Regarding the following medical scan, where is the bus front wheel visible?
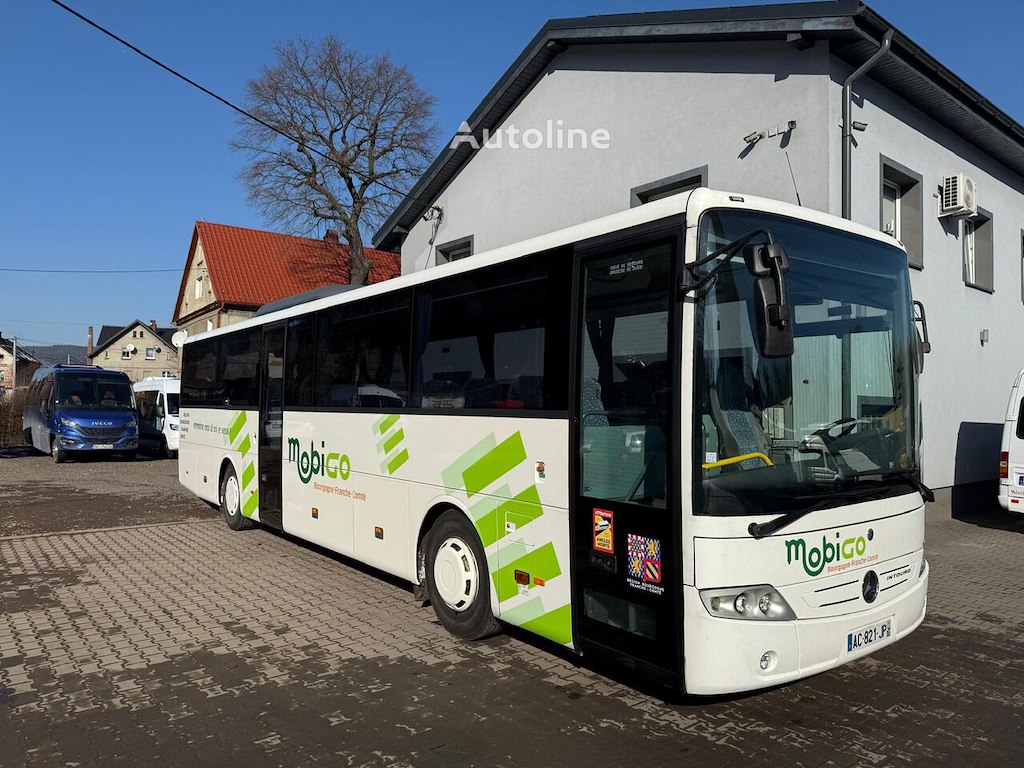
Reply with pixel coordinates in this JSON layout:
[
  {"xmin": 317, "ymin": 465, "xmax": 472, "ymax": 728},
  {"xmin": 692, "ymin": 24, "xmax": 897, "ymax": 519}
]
[
  {"xmin": 51, "ymin": 439, "xmax": 66, "ymax": 464},
  {"xmin": 220, "ymin": 464, "xmax": 254, "ymax": 531},
  {"xmin": 424, "ymin": 510, "xmax": 500, "ymax": 641}
]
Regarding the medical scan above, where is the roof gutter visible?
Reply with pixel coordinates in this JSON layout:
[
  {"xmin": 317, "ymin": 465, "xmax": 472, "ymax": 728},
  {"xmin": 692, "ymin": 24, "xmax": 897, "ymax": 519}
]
[{"xmin": 841, "ymin": 28, "xmax": 893, "ymax": 219}]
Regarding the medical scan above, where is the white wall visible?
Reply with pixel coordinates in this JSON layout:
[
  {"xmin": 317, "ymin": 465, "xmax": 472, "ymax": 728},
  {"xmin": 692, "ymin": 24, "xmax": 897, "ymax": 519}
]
[
  {"xmin": 399, "ymin": 39, "xmax": 1024, "ymax": 488},
  {"xmin": 402, "ymin": 40, "xmax": 834, "ymax": 273},
  {"xmin": 836, "ymin": 67, "xmax": 1024, "ymax": 487}
]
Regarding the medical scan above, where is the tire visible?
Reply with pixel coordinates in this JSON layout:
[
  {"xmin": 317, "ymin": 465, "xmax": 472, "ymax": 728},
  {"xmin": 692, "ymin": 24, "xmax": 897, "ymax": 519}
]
[
  {"xmin": 220, "ymin": 464, "xmax": 255, "ymax": 531},
  {"xmin": 424, "ymin": 510, "xmax": 500, "ymax": 640},
  {"xmin": 51, "ymin": 439, "xmax": 66, "ymax": 464},
  {"xmin": 162, "ymin": 438, "xmax": 177, "ymax": 460}
]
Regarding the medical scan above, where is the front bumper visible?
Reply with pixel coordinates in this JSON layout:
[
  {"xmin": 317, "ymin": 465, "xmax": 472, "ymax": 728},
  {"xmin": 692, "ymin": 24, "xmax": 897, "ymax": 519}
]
[
  {"xmin": 683, "ymin": 561, "xmax": 929, "ymax": 695},
  {"xmin": 57, "ymin": 433, "xmax": 138, "ymax": 452}
]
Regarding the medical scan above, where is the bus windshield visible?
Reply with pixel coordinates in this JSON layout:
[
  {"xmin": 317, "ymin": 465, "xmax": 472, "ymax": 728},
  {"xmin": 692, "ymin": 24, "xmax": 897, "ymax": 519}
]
[
  {"xmin": 696, "ymin": 209, "xmax": 919, "ymax": 517},
  {"xmin": 55, "ymin": 375, "xmax": 135, "ymax": 410}
]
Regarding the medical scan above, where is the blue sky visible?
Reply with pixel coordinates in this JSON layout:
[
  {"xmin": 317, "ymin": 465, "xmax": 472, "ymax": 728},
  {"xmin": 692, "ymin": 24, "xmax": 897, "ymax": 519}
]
[{"xmin": 1, "ymin": 0, "xmax": 1021, "ymax": 345}]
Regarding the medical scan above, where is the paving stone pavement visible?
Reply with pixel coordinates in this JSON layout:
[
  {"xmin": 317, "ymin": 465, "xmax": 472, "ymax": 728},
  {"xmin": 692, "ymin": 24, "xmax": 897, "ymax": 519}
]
[{"xmin": 1, "ymin": 457, "xmax": 1024, "ymax": 766}]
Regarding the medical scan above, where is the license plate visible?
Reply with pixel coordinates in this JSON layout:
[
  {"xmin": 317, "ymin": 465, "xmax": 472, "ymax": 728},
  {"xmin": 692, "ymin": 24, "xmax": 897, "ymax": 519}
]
[
  {"xmin": 847, "ymin": 617, "xmax": 893, "ymax": 653},
  {"xmin": 92, "ymin": 444, "xmax": 114, "ymax": 450}
]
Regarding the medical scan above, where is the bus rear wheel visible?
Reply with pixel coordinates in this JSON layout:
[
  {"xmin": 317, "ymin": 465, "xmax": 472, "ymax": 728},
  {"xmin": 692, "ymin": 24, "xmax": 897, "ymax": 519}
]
[
  {"xmin": 220, "ymin": 464, "xmax": 254, "ymax": 531},
  {"xmin": 424, "ymin": 510, "xmax": 500, "ymax": 640}
]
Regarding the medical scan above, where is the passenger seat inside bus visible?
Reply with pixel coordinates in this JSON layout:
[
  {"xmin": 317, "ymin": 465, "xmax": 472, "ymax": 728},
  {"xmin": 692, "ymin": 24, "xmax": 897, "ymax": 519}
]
[{"xmin": 708, "ymin": 358, "xmax": 771, "ymax": 469}]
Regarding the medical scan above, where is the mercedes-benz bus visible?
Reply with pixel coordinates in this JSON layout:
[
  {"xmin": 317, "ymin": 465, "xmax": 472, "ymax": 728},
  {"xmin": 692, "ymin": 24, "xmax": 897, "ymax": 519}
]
[{"xmin": 178, "ymin": 189, "xmax": 930, "ymax": 694}]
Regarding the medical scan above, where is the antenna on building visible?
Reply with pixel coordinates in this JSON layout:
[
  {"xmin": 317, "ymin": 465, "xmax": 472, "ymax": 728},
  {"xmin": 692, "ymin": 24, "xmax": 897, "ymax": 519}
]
[{"xmin": 785, "ymin": 150, "xmax": 802, "ymax": 207}]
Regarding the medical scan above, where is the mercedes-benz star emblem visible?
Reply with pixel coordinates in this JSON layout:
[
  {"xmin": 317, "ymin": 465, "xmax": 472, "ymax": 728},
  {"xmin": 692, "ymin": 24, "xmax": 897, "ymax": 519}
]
[{"xmin": 862, "ymin": 570, "xmax": 879, "ymax": 603}]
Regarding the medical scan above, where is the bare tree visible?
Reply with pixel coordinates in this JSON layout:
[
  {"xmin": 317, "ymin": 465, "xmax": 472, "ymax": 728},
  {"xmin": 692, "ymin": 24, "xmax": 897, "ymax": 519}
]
[{"xmin": 233, "ymin": 37, "xmax": 437, "ymax": 284}]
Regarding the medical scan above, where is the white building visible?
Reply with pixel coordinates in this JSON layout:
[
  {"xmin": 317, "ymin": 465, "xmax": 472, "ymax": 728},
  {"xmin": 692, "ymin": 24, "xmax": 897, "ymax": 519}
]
[{"xmin": 374, "ymin": 0, "xmax": 1024, "ymax": 489}]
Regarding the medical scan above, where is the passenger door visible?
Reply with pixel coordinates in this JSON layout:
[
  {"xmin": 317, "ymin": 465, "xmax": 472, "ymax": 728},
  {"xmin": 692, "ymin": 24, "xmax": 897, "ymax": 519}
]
[
  {"xmin": 570, "ymin": 229, "xmax": 682, "ymax": 684},
  {"xmin": 259, "ymin": 323, "xmax": 286, "ymax": 529}
]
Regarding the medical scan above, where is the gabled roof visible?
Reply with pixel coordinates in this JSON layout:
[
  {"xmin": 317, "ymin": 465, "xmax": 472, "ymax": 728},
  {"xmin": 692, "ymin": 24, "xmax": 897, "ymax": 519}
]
[
  {"xmin": 174, "ymin": 222, "xmax": 401, "ymax": 323},
  {"xmin": 92, "ymin": 321, "xmax": 177, "ymax": 359},
  {"xmin": 373, "ymin": 0, "xmax": 1024, "ymax": 249}
]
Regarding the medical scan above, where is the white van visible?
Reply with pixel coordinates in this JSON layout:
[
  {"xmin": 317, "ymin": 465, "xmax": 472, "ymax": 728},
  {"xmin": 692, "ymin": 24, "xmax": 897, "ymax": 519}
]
[
  {"xmin": 133, "ymin": 377, "xmax": 180, "ymax": 458},
  {"xmin": 998, "ymin": 367, "xmax": 1024, "ymax": 511}
]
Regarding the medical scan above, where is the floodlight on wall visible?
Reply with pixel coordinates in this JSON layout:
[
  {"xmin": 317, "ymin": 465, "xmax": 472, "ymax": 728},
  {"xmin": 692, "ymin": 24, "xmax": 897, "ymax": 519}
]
[
  {"xmin": 743, "ymin": 131, "xmax": 765, "ymax": 145},
  {"xmin": 980, "ymin": 328, "xmax": 990, "ymax": 346},
  {"xmin": 851, "ymin": 121, "xmax": 868, "ymax": 132}
]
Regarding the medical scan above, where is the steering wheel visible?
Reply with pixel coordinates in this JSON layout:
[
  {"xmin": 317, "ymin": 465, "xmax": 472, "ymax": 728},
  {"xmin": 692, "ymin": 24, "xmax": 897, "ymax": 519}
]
[{"xmin": 813, "ymin": 417, "xmax": 874, "ymax": 443}]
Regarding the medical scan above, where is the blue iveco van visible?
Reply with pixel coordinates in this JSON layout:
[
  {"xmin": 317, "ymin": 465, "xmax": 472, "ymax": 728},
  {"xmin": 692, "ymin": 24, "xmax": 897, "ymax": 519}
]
[{"xmin": 22, "ymin": 365, "xmax": 139, "ymax": 462}]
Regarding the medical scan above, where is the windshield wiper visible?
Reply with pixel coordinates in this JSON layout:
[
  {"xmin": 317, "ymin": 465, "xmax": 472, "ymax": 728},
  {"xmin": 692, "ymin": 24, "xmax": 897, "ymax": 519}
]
[
  {"xmin": 747, "ymin": 486, "xmax": 888, "ymax": 540},
  {"xmin": 845, "ymin": 468, "xmax": 934, "ymax": 502},
  {"xmin": 748, "ymin": 470, "xmax": 932, "ymax": 540}
]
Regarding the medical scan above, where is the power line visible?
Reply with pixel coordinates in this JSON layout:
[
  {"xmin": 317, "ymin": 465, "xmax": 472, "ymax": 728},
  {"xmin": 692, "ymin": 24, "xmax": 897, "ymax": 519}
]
[
  {"xmin": 0, "ymin": 318, "xmax": 90, "ymax": 327},
  {"xmin": 48, "ymin": 0, "xmax": 341, "ymax": 168},
  {"xmin": 0, "ymin": 267, "xmax": 178, "ymax": 274}
]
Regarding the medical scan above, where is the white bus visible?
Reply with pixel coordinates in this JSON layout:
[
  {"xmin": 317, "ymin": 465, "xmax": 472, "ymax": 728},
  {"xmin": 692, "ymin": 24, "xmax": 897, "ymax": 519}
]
[{"xmin": 178, "ymin": 189, "xmax": 930, "ymax": 695}]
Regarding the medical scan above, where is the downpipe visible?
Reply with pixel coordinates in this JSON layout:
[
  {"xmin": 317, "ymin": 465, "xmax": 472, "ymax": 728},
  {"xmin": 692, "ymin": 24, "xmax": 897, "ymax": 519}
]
[{"xmin": 842, "ymin": 29, "xmax": 894, "ymax": 220}]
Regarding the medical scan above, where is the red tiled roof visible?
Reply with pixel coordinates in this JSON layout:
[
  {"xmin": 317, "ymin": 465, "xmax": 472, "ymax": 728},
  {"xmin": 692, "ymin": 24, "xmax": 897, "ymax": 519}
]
[{"xmin": 174, "ymin": 222, "xmax": 400, "ymax": 322}]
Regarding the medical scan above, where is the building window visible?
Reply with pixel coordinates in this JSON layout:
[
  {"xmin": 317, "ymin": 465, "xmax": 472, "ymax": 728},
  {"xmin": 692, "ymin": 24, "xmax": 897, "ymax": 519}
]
[
  {"xmin": 195, "ymin": 275, "xmax": 204, "ymax": 299},
  {"xmin": 963, "ymin": 208, "xmax": 994, "ymax": 292},
  {"xmin": 122, "ymin": 348, "xmax": 132, "ymax": 359},
  {"xmin": 146, "ymin": 348, "xmax": 156, "ymax": 360},
  {"xmin": 104, "ymin": 351, "xmax": 109, "ymax": 359},
  {"xmin": 436, "ymin": 236, "xmax": 474, "ymax": 265},
  {"xmin": 879, "ymin": 157, "xmax": 923, "ymax": 269},
  {"xmin": 630, "ymin": 165, "xmax": 708, "ymax": 207},
  {"xmin": 206, "ymin": 319, "xmax": 214, "ymax": 332},
  {"xmin": 881, "ymin": 181, "xmax": 900, "ymax": 239}
]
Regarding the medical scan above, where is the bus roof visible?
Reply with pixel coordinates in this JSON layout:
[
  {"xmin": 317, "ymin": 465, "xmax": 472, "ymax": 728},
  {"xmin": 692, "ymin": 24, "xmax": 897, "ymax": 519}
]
[{"xmin": 183, "ymin": 188, "xmax": 905, "ymax": 345}]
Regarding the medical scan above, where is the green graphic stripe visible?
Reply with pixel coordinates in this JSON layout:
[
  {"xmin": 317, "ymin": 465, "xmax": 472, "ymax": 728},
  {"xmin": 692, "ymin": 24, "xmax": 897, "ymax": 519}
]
[
  {"xmin": 498, "ymin": 596, "xmax": 546, "ymax": 626},
  {"xmin": 520, "ymin": 604, "xmax": 572, "ymax": 646},
  {"xmin": 462, "ymin": 432, "xmax": 527, "ymax": 498},
  {"xmin": 493, "ymin": 542, "xmax": 561, "ymax": 603},
  {"xmin": 474, "ymin": 485, "xmax": 543, "ymax": 549},
  {"xmin": 238, "ymin": 434, "xmax": 251, "ymax": 456},
  {"xmin": 382, "ymin": 429, "xmax": 405, "ymax": 454},
  {"xmin": 242, "ymin": 492, "xmax": 259, "ymax": 518},
  {"xmin": 376, "ymin": 413, "xmax": 400, "ymax": 435},
  {"xmin": 441, "ymin": 434, "xmax": 497, "ymax": 490},
  {"xmin": 228, "ymin": 411, "xmax": 247, "ymax": 444},
  {"xmin": 387, "ymin": 449, "xmax": 409, "ymax": 475},
  {"xmin": 241, "ymin": 462, "xmax": 255, "ymax": 490}
]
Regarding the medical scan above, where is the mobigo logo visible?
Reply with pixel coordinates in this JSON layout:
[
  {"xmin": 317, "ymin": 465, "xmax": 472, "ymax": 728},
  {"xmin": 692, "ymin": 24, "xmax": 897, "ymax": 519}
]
[
  {"xmin": 785, "ymin": 531, "xmax": 871, "ymax": 577},
  {"xmin": 287, "ymin": 438, "xmax": 351, "ymax": 485}
]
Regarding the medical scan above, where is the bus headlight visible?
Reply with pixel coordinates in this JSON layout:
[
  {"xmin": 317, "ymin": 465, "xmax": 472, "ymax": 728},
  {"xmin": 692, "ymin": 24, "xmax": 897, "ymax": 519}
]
[
  {"xmin": 700, "ymin": 585, "xmax": 796, "ymax": 621},
  {"xmin": 125, "ymin": 419, "xmax": 137, "ymax": 429},
  {"xmin": 59, "ymin": 416, "xmax": 78, "ymax": 429}
]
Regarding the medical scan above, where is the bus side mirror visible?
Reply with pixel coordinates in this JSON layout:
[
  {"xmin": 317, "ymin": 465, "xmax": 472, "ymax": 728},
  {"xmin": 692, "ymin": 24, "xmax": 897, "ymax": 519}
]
[
  {"xmin": 913, "ymin": 300, "xmax": 931, "ymax": 373},
  {"xmin": 746, "ymin": 243, "xmax": 794, "ymax": 358}
]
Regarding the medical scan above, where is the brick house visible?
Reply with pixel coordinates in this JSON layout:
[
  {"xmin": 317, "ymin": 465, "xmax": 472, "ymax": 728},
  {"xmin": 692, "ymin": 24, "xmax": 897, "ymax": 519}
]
[
  {"xmin": 172, "ymin": 222, "xmax": 401, "ymax": 338},
  {"xmin": 87, "ymin": 320, "xmax": 180, "ymax": 382}
]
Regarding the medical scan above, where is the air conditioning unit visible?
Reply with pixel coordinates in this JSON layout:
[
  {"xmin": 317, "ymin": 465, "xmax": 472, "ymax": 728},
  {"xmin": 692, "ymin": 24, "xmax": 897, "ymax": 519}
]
[{"xmin": 939, "ymin": 174, "xmax": 978, "ymax": 218}]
